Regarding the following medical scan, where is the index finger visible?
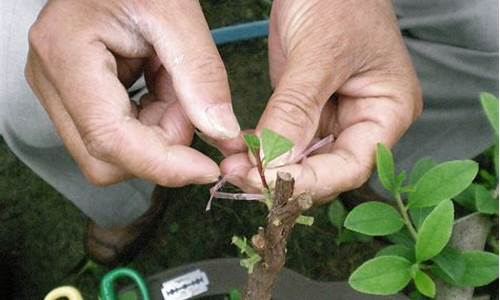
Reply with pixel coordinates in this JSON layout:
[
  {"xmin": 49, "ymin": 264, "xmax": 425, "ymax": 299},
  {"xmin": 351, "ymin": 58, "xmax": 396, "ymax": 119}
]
[{"xmin": 49, "ymin": 43, "xmax": 220, "ymax": 186}]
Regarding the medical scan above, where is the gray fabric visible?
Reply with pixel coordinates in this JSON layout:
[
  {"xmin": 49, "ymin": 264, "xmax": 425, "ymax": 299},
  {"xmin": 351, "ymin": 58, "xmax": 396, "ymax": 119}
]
[
  {"xmin": 0, "ymin": 0, "xmax": 154, "ymax": 228},
  {"xmin": 0, "ymin": 0, "xmax": 497, "ymax": 226},
  {"xmin": 370, "ymin": 0, "xmax": 499, "ymax": 193}
]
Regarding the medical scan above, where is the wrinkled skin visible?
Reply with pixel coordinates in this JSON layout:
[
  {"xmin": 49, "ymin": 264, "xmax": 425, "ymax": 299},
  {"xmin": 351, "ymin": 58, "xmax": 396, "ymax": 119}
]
[
  {"xmin": 26, "ymin": 0, "xmax": 421, "ymax": 202},
  {"xmin": 220, "ymin": 0, "xmax": 422, "ymax": 202},
  {"xmin": 26, "ymin": 0, "xmax": 240, "ymax": 187}
]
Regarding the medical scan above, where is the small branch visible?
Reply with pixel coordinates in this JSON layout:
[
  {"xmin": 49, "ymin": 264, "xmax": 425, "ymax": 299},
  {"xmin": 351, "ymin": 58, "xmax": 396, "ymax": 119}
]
[
  {"xmin": 395, "ymin": 192, "xmax": 418, "ymax": 240},
  {"xmin": 243, "ymin": 172, "xmax": 312, "ymax": 300},
  {"xmin": 255, "ymin": 151, "xmax": 270, "ymax": 190}
]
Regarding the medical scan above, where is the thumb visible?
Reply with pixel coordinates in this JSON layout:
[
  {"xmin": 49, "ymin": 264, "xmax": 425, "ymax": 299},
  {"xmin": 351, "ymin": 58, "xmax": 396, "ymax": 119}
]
[
  {"xmin": 140, "ymin": 0, "xmax": 240, "ymax": 140},
  {"xmin": 256, "ymin": 58, "xmax": 344, "ymax": 167}
]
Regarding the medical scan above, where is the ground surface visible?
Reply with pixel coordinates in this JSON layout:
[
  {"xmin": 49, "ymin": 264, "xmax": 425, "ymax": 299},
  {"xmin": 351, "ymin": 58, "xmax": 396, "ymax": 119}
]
[{"xmin": 0, "ymin": 1, "xmax": 382, "ymax": 299}]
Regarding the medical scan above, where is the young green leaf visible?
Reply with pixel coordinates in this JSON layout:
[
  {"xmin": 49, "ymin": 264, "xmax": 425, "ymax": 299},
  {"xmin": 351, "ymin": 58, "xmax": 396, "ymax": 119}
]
[
  {"xmin": 376, "ymin": 143, "xmax": 396, "ymax": 192},
  {"xmin": 415, "ymin": 200, "xmax": 454, "ymax": 262},
  {"xmin": 296, "ymin": 215, "xmax": 314, "ymax": 226},
  {"xmin": 344, "ymin": 202, "xmax": 403, "ymax": 236},
  {"xmin": 474, "ymin": 184, "xmax": 498, "ymax": 215},
  {"xmin": 386, "ymin": 229, "xmax": 415, "ymax": 248},
  {"xmin": 413, "ymin": 270, "xmax": 436, "ymax": 298},
  {"xmin": 409, "ymin": 207, "xmax": 434, "ymax": 230},
  {"xmin": 243, "ymin": 134, "xmax": 260, "ymax": 156},
  {"xmin": 453, "ymin": 184, "xmax": 478, "ymax": 211},
  {"xmin": 328, "ymin": 199, "xmax": 346, "ymax": 231},
  {"xmin": 480, "ymin": 92, "xmax": 499, "ymax": 135},
  {"xmin": 261, "ymin": 128, "xmax": 293, "ymax": 166},
  {"xmin": 459, "ymin": 251, "xmax": 499, "ymax": 287},
  {"xmin": 348, "ymin": 256, "xmax": 412, "ymax": 295},
  {"xmin": 376, "ymin": 245, "xmax": 415, "ymax": 262},
  {"xmin": 431, "ymin": 247, "xmax": 466, "ymax": 283},
  {"xmin": 408, "ymin": 160, "xmax": 478, "ymax": 208},
  {"xmin": 409, "ymin": 157, "xmax": 436, "ymax": 185}
]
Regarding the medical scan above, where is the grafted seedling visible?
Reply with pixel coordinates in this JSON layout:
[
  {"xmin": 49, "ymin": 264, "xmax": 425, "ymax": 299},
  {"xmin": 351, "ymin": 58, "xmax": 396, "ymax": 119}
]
[{"xmin": 209, "ymin": 129, "xmax": 333, "ymax": 300}]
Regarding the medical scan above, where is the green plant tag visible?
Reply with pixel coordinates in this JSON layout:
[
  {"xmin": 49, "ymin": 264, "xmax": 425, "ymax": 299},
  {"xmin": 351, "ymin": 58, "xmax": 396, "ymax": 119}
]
[
  {"xmin": 409, "ymin": 207, "xmax": 433, "ymax": 230},
  {"xmin": 408, "ymin": 160, "xmax": 478, "ymax": 208},
  {"xmin": 376, "ymin": 245, "xmax": 415, "ymax": 262},
  {"xmin": 431, "ymin": 247, "xmax": 466, "ymax": 283},
  {"xmin": 348, "ymin": 256, "xmax": 412, "ymax": 295},
  {"xmin": 229, "ymin": 289, "xmax": 242, "ymax": 300},
  {"xmin": 243, "ymin": 134, "xmax": 260, "ymax": 156},
  {"xmin": 474, "ymin": 184, "xmax": 498, "ymax": 215},
  {"xmin": 328, "ymin": 199, "xmax": 346, "ymax": 231},
  {"xmin": 344, "ymin": 202, "xmax": 403, "ymax": 236},
  {"xmin": 480, "ymin": 92, "xmax": 499, "ymax": 135},
  {"xmin": 376, "ymin": 143, "xmax": 396, "ymax": 192},
  {"xmin": 409, "ymin": 157, "xmax": 436, "ymax": 185},
  {"xmin": 459, "ymin": 251, "xmax": 499, "ymax": 287},
  {"xmin": 413, "ymin": 270, "xmax": 436, "ymax": 298},
  {"xmin": 415, "ymin": 200, "xmax": 454, "ymax": 262},
  {"xmin": 261, "ymin": 128, "xmax": 293, "ymax": 166}
]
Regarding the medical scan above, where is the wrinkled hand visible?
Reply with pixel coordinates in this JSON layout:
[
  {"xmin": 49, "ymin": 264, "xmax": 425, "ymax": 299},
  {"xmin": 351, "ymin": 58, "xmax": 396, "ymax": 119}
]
[
  {"xmin": 26, "ymin": 0, "xmax": 240, "ymax": 186},
  {"xmin": 221, "ymin": 0, "xmax": 422, "ymax": 202}
]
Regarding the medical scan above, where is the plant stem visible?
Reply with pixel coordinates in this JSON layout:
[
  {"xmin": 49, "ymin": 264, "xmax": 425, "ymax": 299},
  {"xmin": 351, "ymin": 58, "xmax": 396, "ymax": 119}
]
[
  {"xmin": 255, "ymin": 151, "xmax": 269, "ymax": 190},
  {"xmin": 395, "ymin": 192, "xmax": 418, "ymax": 240}
]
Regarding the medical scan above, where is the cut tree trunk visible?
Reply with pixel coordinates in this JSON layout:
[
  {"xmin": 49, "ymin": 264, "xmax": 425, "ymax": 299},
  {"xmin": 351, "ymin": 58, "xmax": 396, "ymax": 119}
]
[{"xmin": 243, "ymin": 172, "xmax": 312, "ymax": 300}]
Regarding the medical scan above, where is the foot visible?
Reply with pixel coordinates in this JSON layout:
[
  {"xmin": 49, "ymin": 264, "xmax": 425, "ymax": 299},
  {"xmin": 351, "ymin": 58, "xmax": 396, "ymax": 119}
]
[{"xmin": 85, "ymin": 186, "xmax": 167, "ymax": 267}]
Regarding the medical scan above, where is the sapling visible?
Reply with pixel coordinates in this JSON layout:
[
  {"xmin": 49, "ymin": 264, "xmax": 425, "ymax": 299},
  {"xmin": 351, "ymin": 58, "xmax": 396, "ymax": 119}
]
[{"xmin": 343, "ymin": 93, "xmax": 499, "ymax": 299}]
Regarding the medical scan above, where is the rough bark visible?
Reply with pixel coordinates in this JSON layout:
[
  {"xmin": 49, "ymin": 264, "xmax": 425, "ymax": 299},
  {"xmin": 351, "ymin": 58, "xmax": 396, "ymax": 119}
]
[{"xmin": 243, "ymin": 172, "xmax": 312, "ymax": 300}]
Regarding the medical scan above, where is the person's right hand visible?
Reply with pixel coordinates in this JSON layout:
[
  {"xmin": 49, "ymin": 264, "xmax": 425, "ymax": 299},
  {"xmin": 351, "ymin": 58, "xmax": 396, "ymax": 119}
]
[{"xmin": 25, "ymin": 0, "xmax": 240, "ymax": 186}]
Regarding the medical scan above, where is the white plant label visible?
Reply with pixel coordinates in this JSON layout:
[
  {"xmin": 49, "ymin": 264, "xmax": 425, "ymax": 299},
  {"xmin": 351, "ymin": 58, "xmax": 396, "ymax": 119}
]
[{"xmin": 161, "ymin": 269, "xmax": 210, "ymax": 300}]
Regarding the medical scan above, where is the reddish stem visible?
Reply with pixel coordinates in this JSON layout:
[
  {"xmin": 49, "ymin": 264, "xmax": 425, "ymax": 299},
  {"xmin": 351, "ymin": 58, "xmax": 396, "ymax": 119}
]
[{"xmin": 255, "ymin": 151, "xmax": 269, "ymax": 190}]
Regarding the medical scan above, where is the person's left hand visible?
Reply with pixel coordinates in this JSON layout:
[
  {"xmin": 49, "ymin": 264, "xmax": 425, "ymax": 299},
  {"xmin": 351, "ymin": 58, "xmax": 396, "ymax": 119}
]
[{"xmin": 218, "ymin": 0, "xmax": 422, "ymax": 203}]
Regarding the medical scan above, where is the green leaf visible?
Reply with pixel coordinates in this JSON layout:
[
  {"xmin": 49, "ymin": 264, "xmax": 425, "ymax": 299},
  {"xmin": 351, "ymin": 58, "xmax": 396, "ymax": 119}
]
[
  {"xmin": 261, "ymin": 128, "xmax": 293, "ymax": 166},
  {"xmin": 480, "ymin": 92, "xmax": 499, "ymax": 135},
  {"xmin": 243, "ymin": 134, "xmax": 260, "ymax": 156},
  {"xmin": 431, "ymin": 247, "xmax": 466, "ymax": 283},
  {"xmin": 453, "ymin": 184, "xmax": 478, "ymax": 211},
  {"xmin": 335, "ymin": 230, "xmax": 373, "ymax": 246},
  {"xmin": 376, "ymin": 245, "xmax": 415, "ymax": 262},
  {"xmin": 376, "ymin": 143, "xmax": 396, "ymax": 192},
  {"xmin": 409, "ymin": 160, "xmax": 479, "ymax": 208},
  {"xmin": 386, "ymin": 229, "xmax": 415, "ymax": 248},
  {"xmin": 494, "ymin": 143, "xmax": 499, "ymax": 179},
  {"xmin": 296, "ymin": 215, "xmax": 314, "ymax": 226},
  {"xmin": 413, "ymin": 270, "xmax": 436, "ymax": 298},
  {"xmin": 409, "ymin": 157, "xmax": 436, "ymax": 185},
  {"xmin": 344, "ymin": 202, "xmax": 403, "ymax": 236},
  {"xmin": 415, "ymin": 200, "xmax": 454, "ymax": 262},
  {"xmin": 409, "ymin": 207, "xmax": 434, "ymax": 230},
  {"xmin": 409, "ymin": 290, "xmax": 428, "ymax": 300},
  {"xmin": 459, "ymin": 251, "xmax": 499, "ymax": 287},
  {"xmin": 475, "ymin": 184, "xmax": 498, "ymax": 215},
  {"xmin": 328, "ymin": 200, "xmax": 346, "ymax": 231},
  {"xmin": 348, "ymin": 256, "xmax": 412, "ymax": 295}
]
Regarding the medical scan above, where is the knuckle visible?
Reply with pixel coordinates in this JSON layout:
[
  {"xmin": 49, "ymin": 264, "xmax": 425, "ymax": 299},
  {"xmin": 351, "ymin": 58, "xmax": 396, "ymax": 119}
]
[
  {"xmin": 81, "ymin": 164, "xmax": 117, "ymax": 187},
  {"xmin": 28, "ymin": 22, "xmax": 49, "ymax": 54},
  {"xmin": 269, "ymin": 87, "xmax": 321, "ymax": 129},
  {"xmin": 182, "ymin": 53, "xmax": 228, "ymax": 83},
  {"xmin": 83, "ymin": 123, "xmax": 123, "ymax": 161}
]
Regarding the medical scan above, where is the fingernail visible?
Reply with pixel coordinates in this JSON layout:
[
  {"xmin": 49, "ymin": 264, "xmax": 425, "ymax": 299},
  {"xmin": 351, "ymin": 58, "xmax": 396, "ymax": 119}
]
[
  {"xmin": 205, "ymin": 104, "xmax": 240, "ymax": 139},
  {"xmin": 195, "ymin": 173, "xmax": 220, "ymax": 184}
]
